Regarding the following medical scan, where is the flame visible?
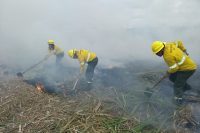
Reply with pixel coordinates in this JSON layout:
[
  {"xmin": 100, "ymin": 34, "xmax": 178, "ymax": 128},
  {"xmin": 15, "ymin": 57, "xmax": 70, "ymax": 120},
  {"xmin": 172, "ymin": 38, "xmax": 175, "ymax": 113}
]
[{"xmin": 35, "ymin": 82, "xmax": 45, "ymax": 92}]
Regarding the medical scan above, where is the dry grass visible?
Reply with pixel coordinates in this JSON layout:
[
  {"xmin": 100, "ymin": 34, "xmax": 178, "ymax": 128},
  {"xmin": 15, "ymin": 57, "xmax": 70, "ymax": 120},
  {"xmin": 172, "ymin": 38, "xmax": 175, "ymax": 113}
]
[
  {"xmin": 0, "ymin": 67, "xmax": 200, "ymax": 133},
  {"xmin": 0, "ymin": 77, "xmax": 140, "ymax": 133}
]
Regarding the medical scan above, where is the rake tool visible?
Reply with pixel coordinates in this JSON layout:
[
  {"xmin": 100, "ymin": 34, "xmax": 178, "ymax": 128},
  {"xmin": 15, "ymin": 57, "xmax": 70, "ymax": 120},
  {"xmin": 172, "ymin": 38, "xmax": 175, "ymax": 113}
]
[
  {"xmin": 144, "ymin": 75, "xmax": 168, "ymax": 98},
  {"xmin": 17, "ymin": 55, "xmax": 51, "ymax": 77},
  {"xmin": 72, "ymin": 78, "xmax": 80, "ymax": 90},
  {"xmin": 72, "ymin": 74, "xmax": 82, "ymax": 91}
]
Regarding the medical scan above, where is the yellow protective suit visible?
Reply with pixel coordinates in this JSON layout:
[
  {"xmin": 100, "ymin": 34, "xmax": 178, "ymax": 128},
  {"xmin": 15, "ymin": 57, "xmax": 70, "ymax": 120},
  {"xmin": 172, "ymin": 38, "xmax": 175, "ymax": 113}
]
[
  {"xmin": 76, "ymin": 49, "xmax": 97, "ymax": 73},
  {"xmin": 77, "ymin": 49, "xmax": 97, "ymax": 64},
  {"xmin": 163, "ymin": 42, "xmax": 197, "ymax": 73}
]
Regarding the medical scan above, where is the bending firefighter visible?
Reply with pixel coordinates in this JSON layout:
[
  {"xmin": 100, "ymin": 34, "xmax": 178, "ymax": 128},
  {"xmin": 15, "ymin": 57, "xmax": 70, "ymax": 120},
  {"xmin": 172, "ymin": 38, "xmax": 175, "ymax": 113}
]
[
  {"xmin": 151, "ymin": 40, "xmax": 197, "ymax": 102},
  {"xmin": 47, "ymin": 40, "xmax": 64, "ymax": 65},
  {"xmin": 68, "ymin": 49, "xmax": 98, "ymax": 83}
]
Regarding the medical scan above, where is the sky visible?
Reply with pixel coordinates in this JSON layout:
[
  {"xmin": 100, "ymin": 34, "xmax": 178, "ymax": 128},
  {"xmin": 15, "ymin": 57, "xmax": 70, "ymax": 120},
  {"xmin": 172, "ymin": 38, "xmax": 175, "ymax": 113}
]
[{"xmin": 0, "ymin": 0, "xmax": 200, "ymax": 67}]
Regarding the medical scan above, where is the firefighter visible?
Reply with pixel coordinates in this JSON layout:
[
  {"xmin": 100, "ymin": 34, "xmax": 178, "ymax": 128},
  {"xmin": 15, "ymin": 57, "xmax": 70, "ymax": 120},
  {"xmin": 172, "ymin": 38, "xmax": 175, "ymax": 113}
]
[
  {"xmin": 47, "ymin": 40, "xmax": 64, "ymax": 65},
  {"xmin": 68, "ymin": 49, "xmax": 98, "ymax": 84},
  {"xmin": 151, "ymin": 40, "xmax": 197, "ymax": 103}
]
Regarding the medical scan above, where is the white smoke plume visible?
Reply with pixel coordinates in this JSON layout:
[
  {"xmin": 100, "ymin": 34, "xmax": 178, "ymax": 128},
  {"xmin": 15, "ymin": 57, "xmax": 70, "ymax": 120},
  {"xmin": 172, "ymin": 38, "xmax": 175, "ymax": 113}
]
[{"xmin": 0, "ymin": 0, "xmax": 199, "ymax": 68}]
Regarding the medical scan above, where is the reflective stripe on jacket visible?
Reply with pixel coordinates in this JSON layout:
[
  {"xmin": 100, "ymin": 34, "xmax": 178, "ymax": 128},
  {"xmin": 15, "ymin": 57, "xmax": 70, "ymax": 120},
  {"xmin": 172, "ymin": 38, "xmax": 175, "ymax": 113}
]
[{"xmin": 163, "ymin": 44, "xmax": 197, "ymax": 73}]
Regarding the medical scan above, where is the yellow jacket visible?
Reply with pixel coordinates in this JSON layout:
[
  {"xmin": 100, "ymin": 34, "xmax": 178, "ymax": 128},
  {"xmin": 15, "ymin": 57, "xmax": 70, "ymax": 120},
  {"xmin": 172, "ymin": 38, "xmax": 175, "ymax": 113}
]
[
  {"xmin": 77, "ymin": 49, "xmax": 97, "ymax": 65},
  {"xmin": 76, "ymin": 49, "xmax": 97, "ymax": 73},
  {"xmin": 49, "ymin": 45, "xmax": 64, "ymax": 55},
  {"xmin": 173, "ymin": 40, "xmax": 186, "ymax": 52},
  {"xmin": 163, "ymin": 43, "xmax": 197, "ymax": 73}
]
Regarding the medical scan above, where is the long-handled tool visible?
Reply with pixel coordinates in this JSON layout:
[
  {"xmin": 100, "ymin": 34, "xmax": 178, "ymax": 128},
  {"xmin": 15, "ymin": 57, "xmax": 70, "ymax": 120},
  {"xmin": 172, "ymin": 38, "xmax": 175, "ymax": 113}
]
[
  {"xmin": 72, "ymin": 74, "xmax": 82, "ymax": 91},
  {"xmin": 72, "ymin": 78, "xmax": 80, "ymax": 91},
  {"xmin": 17, "ymin": 55, "xmax": 51, "ymax": 77},
  {"xmin": 144, "ymin": 75, "xmax": 167, "ymax": 97}
]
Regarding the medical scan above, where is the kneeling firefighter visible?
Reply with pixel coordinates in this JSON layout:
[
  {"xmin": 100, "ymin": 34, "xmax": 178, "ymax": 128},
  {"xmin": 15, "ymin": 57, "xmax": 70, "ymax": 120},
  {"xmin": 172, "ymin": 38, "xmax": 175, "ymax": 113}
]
[
  {"xmin": 151, "ymin": 40, "xmax": 197, "ymax": 102},
  {"xmin": 47, "ymin": 40, "xmax": 64, "ymax": 65},
  {"xmin": 68, "ymin": 49, "xmax": 98, "ymax": 83}
]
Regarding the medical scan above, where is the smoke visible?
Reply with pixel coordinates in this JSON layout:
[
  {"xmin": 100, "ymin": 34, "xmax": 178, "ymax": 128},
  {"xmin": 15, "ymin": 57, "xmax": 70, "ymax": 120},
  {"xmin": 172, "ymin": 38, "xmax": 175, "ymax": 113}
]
[
  {"xmin": 0, "ymin": 0, "xmax": 200, "ymax": 68},
  {"xmin": 1, "ymin": 1, "xmax": 200, "ymax": 132}
]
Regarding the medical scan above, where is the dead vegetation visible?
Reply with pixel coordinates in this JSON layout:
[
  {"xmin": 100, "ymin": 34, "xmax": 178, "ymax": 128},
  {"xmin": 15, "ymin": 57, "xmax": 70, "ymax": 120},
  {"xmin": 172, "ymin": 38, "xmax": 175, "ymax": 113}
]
[
  {"xmin": 0, "ymin": 64, "xmax": 200, "ymax": 132},
  {"xmin": 0, "ymin": 77, "xmax": 141, "ymax": 133}
]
